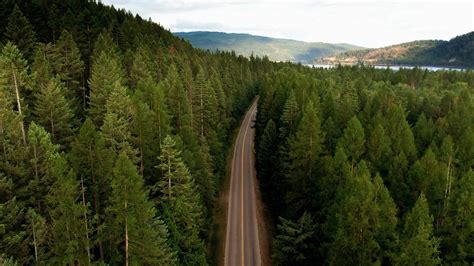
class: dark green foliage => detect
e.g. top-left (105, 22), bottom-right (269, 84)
top-left (88, 52), bottom-right (125, 125)
top-left (0, 1), bottom-right (259, 264)
top-left (442, 170), bottom-right (474, 264)
top-left (33, 78), bottom-right (75, 147)
top-left (106, 153), bottom-right (176, 265)
top-left (285, 101), bottom-right (324, 215)
top-left (255, 63), bottom-right (474, 264)
top-left (157, 136), bottom-right (207, 264)
top-left (4, 5), bottom-right (36, 60)
top-left (272, 212), bottom-right (316, 265)
top-left (1, 1), bottom-right (472, 264)
top-left (398, 194), bottom-right (440, 265)
top-left (337, 115), bottom-right (365, 165)
top-left (50, 30), bottom-right (85, 110)
top-left (46, 156), bottom-right (91, 264)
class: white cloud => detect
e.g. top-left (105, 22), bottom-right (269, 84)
top-left (103, 0), bottom-right (474, 48)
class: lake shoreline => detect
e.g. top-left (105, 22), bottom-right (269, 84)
top-left (307, 63), bottom-right (468, 71)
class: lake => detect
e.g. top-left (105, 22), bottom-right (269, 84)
top-left (308, 64), bottom-right (467, 72)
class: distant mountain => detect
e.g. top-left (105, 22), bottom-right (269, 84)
top-left (174, 31), bottom-right (362, 63)
top-left (317, 32), bottom-right (474, 68)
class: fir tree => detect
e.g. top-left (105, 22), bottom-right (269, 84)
top-left (285, 101), bottom-right (324, 215)
top-left (191, 66), bottom-right (218, 140)
top-left (100, 85), bottom-right (138, 161)
top-left (25, 208), bottom-right (47, 265)
top-left (398, 193), bottom-right (441, 265)
top-left (442, 170), bottom-right (474, 264)
top-left (164, 64), bottom-right (192, 136)
top-left (26, 122), bottom-right (60, 213)
top-left (0, 195), bottom-right (28, 264)
top-left (88, 52), bottom-right (125, 126)
top-left (367, 123), bottom-right (392, 173)
top-left (328, 162), bottom-right (380, 265)
top-left (0, 42), bottom-right (30, 145)
top-left (157, 136), bottom-right (207, 264)
top-left (106, 153), bottom-right (176, 265)
top-left (337, 115), bottom-right (365, 166)
top-left (69, 119), bottom-right (114, 260)
top-left (46, 156), bottom-right (91, 264)
top-left (4, 5), bottom-right (37, 60)
top-left (272, 212), bottom-right (316, 265)
top-left (33, 78), bottom-right (75, 147)
top-left (50, 30), bottom-right (85, 110)
top-left (280, 89), bottom-right (300, 137)
top-left (0, 91), bottom-right (27, 178)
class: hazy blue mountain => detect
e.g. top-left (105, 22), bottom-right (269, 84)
top-left (174, 31), bottom-right (362, 63)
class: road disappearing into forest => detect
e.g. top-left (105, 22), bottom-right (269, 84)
top-left (224, 100), bottom-right (261, 266)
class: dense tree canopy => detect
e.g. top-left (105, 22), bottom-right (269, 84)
top-left (0, 1), bottom-right (472, 265)
top-left (0, 1), bottom-right (263, 264)
top-left (256, 65), bottom-right (474, 265)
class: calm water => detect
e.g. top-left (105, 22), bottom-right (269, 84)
top-left (308, 64), bottom-right (466, 72)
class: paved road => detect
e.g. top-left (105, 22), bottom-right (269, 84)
top-left (225, 100), bottom-right (261, 266)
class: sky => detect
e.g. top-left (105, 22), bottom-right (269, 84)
top-left (103, 0), bottom-right (473, 48)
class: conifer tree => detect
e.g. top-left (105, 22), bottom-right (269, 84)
top-left (46, 155), bottom-right (91, 265)
top-left (0, 91), bottom-right (27, 177)
top-left (285, 101), bottom-right (324, 215)
top-left (280, 89), bottom-right (299, 137)
top-left (88, 52), bottom-right (125, 125)
top-left (33, 78), bottom-right (75, 147)
top-left (106, 153), bottom-right (176, 265)
top-left (25, 208), bottom-right (47, 265)
top-left (129, 46), bottom-right (153, 90)
top-left (100, 85), bottom-right (138, 161)
top-left (0, 42), bottom-right (30, 145)
top-left (413, 113), bottom-right (435, 152)
top-left (4, 5), bottom-right (37, 60)
top-left (91, 31), bottom-right (121, 64)
top-left (372, 174), bottom-right (398, 263)
top-left (367, 123), bottom-right (392, 173)
top-left (398, 193), bottom-right (440, 265)
top-left (50, 30), bottom-right (85, 109)
top-left (257, 119), bottom-right (277, 192)
top-left (385, 105), bottom-right (417, 161)
top-left (157, 136), bottom-right (207, 264)
top-left (337, 115), bottom-right (365, 166)
top-left (26, 122), bottom-right (60, 213)
top-left (165, 64), bottom-right (193, 136)
top-left (31, 43), bottom-right (55, 92)
top-left (191, 66), bottom-right (218, 139)
top-left (210, 67), bottom-right (228, 121)
top-left (443, 170), bottom-right (474, 264)
top-left (272, 212), bottom-right (316, 265)
top-left (69, 119), bottom-right (114, 260)
top-left (328, 162), bottom-right (381, 264)
top-left (0, 185), bottom-right (28, 263)
top-left (457, 127), bottom-right (474, 171)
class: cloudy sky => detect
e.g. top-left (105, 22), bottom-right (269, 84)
top-left (103, 0), bottom-right (473, 48)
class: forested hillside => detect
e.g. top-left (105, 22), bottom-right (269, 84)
top-left (317, 31), bottom-right (474, 68)
top-left (175, 31), bottom-right (361, 63)
top-left (256, 65), bottom-right (474, 264)
top-left (1, 1), bottom-right (473, 265)
top-left (0, 1), bottom-right (272, 264)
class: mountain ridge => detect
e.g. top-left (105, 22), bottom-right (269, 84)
top-left (317, 32), bottom-right (474, 68)
top-left (174, 31), bottom-right (362, 63)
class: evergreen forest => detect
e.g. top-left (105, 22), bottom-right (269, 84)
top-left (0, 0), bottom-right (472, 265)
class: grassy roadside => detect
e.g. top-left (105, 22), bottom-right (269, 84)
top-left (207, 97), bottom-right (259, 266)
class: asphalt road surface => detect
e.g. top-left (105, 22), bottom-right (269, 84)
top-left (224, 100), bottom-right (261, 266)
